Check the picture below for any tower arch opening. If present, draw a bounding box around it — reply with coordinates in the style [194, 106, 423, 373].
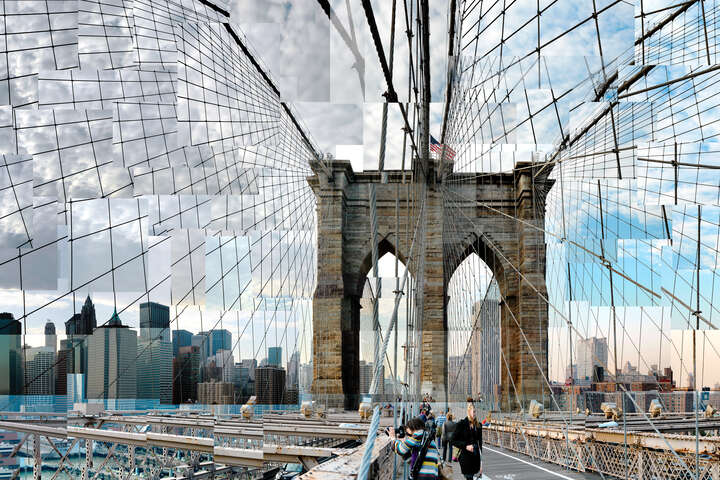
[447, 252, 501, 408]
[358, 252, 414, 402]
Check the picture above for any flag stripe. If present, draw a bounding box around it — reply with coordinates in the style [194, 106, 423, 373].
[429, 136, 455, 161]
[430, 145, 455, 158]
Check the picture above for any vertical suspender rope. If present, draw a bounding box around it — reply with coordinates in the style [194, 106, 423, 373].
[359, 197, 425, 480]
[357, 1, 426, 477]
[370, 183, 382, 391]
[694, 204, 701, 480]
[372, 0, 397, 394]
[378, 0, 397, 175]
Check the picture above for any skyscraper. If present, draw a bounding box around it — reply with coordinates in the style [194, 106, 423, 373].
[198, 380, 234, 405]
[139, 302, 170, 343]
[57, 334, 88, 397]
[359, 361, 384, 395]
[64, 296, 99, 394]
[172, 329, 193, 356]
[24, 346, 55, 395]
[234, 364, 252, 399]
[287, 351, 299, 388]
[0, 313, 23, 395]
[136, 339, 172, 404]
[59, 336, 86, 377]
[137, 302, 172, 403]
[55, 345, 69, 395]
[255, 365, 285, 405]
[448, 355, 471, 396]
[469, 290, 501, 402]
[576, 337, 608, 381]
[268, 346, 282, 367]
[206, 349, 234, 383]
[64, 313, 81, 336]
[0, 313, 20, 334]
[359, 361, 371, 394]
[241, 358, 257, 381]
[44, 320, 56, 352]
[299, 363, 313, 393]
[65, 295, 97, 336]
[81, 295, 97, 330]
[173, 345, 201, 404]
[197, 329, 231, 361]
[623, 361, 638, 375]
[87, 310, 138, 399]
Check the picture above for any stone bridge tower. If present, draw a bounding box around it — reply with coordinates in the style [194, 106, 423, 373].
[308, 157, 551, 410]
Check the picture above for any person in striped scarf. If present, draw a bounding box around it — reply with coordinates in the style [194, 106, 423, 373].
[387, 417, 440, 479]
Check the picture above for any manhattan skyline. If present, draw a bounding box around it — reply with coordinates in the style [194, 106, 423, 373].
[5, 295, 310, 369]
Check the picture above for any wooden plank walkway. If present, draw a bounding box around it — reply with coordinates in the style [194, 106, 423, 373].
[446, 446, 601, 480]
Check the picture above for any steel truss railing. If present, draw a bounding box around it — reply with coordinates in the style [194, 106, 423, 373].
[484, 420, 720, 480]
[0, 413, 366, 479]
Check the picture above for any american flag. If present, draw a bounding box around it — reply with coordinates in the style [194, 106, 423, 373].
[430, 135, 455, 160]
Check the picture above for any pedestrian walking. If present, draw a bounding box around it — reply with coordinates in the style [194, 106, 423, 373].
[451, 398, 482, 480]
[435, 410, 447, 431]
[438, 412, 456, 462]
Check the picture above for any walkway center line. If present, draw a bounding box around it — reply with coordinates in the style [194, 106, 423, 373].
[484, 446, 577, 480]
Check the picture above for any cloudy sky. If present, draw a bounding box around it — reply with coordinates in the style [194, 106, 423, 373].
[233, 0, 450, 170]
[4, 0, 720, 398]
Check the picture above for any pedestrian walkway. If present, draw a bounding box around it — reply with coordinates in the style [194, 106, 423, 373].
[447, 446, 601, 480]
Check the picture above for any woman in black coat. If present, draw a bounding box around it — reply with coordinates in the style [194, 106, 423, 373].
[451, 399, 482, 479]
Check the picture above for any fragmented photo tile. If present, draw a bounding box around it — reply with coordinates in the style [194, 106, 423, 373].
[0, 0, 719, 478]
